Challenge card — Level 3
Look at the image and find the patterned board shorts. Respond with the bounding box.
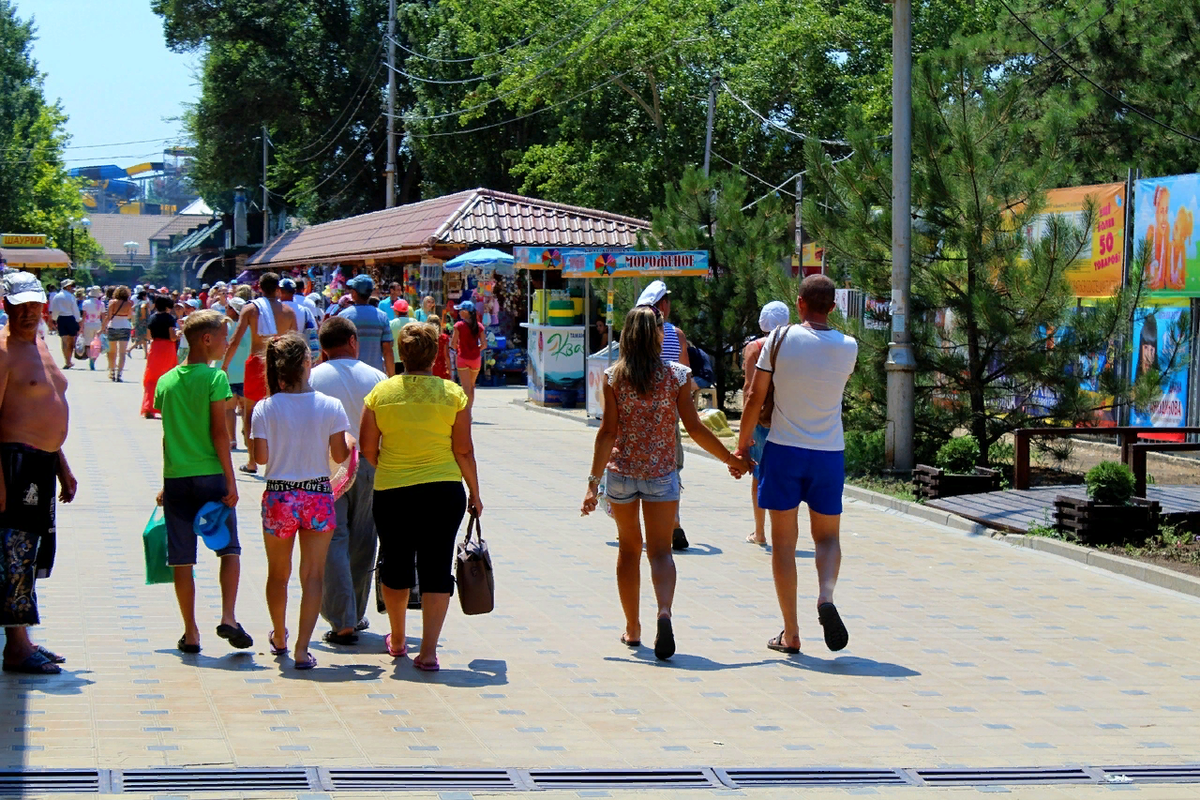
[262,482,336,539]
[0,528,40,627]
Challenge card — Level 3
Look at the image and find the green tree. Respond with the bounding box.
[804,50,1148,465]
[639,167,790,409]
[0,1,97,264]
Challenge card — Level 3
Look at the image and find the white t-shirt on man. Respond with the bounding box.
[757,324,857,451]
[309,358,387,436]
[250,391,350,481]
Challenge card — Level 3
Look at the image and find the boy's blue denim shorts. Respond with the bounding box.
[605,470,680,504]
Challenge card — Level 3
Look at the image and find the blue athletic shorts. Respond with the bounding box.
[756,441,845,515]
[605,471,680,504]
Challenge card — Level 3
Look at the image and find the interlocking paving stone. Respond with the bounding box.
[6,374,1200,773]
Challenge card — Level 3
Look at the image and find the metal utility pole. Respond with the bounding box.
[795,173,803,274]
[262,125,269,244]
[702,74,719,177]
[385,0,397,207]
[885,0,915,472]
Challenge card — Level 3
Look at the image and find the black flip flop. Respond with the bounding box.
[620,633,641,648]
[322,629,359,646]
[818,602,849,652]
[767,630,800,654]
[216,623,254,649]
[654,617,675,661]
[2,651,61,674]
[177,636,201,655]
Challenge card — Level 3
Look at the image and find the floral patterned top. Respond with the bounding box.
[605,361,692,479]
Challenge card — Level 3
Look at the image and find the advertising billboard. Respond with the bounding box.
[1132,173,1200,298]
[1020,182,1126,298]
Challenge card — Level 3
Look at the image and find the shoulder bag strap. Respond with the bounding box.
[768,324,790,373]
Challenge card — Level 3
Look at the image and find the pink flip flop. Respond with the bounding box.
[385,633,407,658]
[412,657,440,672]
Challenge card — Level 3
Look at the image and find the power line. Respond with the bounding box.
[998,0,1200,144]
[712,153,797,198]
[290,63,386,163]
[386,0,627,86]
[302,115,385,194]
[406,39,687,138]
[720,82,853,146]
[397,0,649,123]
[290,38,387,154]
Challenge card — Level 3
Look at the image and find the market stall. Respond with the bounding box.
[515,247,710,411]
[0,233,72,273]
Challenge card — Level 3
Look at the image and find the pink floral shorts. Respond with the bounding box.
[261,486,336,539]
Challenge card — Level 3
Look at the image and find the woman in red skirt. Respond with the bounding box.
[141,295,179,418]
[429,315,451,379]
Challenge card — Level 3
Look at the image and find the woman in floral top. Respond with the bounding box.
[582,306,750,660]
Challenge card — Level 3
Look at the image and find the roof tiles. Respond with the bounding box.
[248,189,648,268]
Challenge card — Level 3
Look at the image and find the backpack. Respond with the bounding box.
[686,345,715,389]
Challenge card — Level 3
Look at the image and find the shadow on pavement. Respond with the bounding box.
[604,541,725,556]
[277,662,385,682]
[155,649,272,672]
[388,657,508,687]
[603,653,773,670]
[784,653,920,678]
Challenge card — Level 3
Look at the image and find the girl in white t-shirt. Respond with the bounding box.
[250,332,352,670]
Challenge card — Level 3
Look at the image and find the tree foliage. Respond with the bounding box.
[805,50,1149,463]
[0,1,100,266]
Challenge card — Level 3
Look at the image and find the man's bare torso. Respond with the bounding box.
[0,329,69,452]
[248,297,298,355]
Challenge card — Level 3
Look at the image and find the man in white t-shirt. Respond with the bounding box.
[309,315,386,644]
[280,277,319,358]
[736,274,858,655]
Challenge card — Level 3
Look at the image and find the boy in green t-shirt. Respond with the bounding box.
[154,310,253,654]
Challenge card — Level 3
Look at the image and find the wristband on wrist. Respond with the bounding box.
[587,474,602,485]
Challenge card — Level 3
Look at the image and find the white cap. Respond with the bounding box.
[1,271,47,305]
[759,301,790,332]
[635,279,669,307]
[228,297,247,312]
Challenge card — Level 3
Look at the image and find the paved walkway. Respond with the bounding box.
[7,353,1200,787]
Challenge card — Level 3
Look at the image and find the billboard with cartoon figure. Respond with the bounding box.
[1129,304,1191,427]
[1133,174,1200,298]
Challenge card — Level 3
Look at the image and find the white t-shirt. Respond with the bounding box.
[757,324,858,451]
[309,358,386,436]
[250,391,350,481]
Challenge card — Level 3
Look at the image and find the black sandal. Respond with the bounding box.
[620,633,641,648]
[818,602,849,652]
[177,636,200,655]
[653,617,675,661]
[767,630,800,654]
[216,623,253,649]
[2,652,61,674]
[322,630,359,646]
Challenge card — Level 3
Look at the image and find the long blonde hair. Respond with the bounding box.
[609,306,663,396]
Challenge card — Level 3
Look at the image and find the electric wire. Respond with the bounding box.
[303,115,385,194]
[720,82,853,146]
[291,63,386,163]
[997,0,1200,144]
[397,0,650,123]
[290,37,387,154]
[385,0,627,85]
[405,39,686,138]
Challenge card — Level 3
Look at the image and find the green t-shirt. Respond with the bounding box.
[389,315,412,362]
[155,364,233,479]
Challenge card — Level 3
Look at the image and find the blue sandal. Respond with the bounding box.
[294,652,317,670]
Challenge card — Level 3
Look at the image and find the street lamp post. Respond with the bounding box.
[69,217,91,277]
[124,241,139,281]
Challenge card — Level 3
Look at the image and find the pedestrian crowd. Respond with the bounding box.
[0,266,855,675]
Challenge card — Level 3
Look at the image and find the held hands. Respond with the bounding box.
[726,450,753,479]
[581,486,599,516]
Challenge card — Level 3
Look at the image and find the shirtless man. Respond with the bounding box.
[221,272,297,473]
[0,272,78,675]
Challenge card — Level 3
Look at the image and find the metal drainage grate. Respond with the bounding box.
[527,768,719,790]
[0,769,101,794]
[326,767,520,791]
[1101,765,1200,784]
[116,768,312,793]
[718,768,908,788]
[915,766,1093,786]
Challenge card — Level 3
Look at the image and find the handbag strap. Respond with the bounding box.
[464,512,482,544]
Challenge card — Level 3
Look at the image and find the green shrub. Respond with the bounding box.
[935,436,980,473]
[1085,461,1135,505]
[988,441,1014,466]
[844,429,886,476]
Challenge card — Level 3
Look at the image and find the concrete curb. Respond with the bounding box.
[1002,534,1200,600]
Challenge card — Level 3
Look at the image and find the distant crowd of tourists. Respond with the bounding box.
[0,267,854,674]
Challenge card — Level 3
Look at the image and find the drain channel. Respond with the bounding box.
[718,767,909,787]
[915,766,1094,786]
[115,768,311,793]
[526,768,720,790]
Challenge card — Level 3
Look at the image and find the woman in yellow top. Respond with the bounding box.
[360,323,483,672]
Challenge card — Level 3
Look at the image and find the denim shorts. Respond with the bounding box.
[748,424,769,481]
[605,470,681,504]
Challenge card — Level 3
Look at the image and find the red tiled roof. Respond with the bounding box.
[247,189,648,269]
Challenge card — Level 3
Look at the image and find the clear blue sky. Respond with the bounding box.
[26,0,199,167]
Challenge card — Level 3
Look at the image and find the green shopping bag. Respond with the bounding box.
[143,507,174,585]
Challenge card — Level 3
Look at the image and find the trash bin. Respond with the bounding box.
[586,341,619,419]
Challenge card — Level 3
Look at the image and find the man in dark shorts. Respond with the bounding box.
[0,271,78,674]
[48,279,81,369]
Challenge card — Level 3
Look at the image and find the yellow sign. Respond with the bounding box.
[1,234,46,248]
[1020,183,1126,297]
